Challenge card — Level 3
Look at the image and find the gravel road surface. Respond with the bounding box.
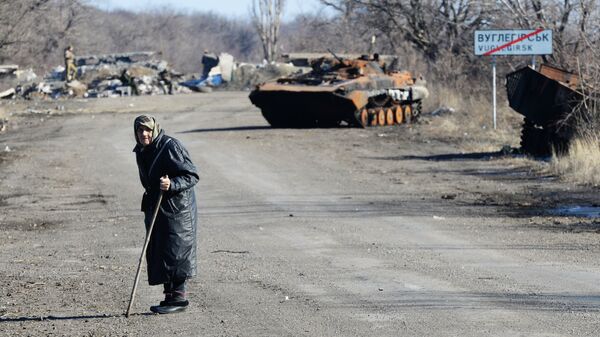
[1,92,599,336]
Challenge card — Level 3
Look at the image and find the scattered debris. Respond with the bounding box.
[0,65,18,76]
[24,281,45,288]
[66,80,88,97]
[0,88,15,99]
[500,145,518,155]
[15,68,37,82]
[210,250,250,254]
[431,106,455,116]
[1,51,304,101]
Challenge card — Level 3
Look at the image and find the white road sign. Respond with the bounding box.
[474,29,553,56]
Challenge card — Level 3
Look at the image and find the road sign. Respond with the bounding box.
[474,29,553,56]
[474,29,553,130]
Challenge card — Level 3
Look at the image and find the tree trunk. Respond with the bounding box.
[251,0,284,63]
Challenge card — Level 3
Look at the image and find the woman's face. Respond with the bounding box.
[136,125,153,146]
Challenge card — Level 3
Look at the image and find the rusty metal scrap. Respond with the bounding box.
[506,64,585,156]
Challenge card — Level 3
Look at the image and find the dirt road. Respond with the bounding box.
[1,92,600,336]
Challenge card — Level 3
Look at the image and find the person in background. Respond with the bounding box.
[120,69,140,96]
[64,45,77,83]
[159,68,174,95]
[201,50,219,78]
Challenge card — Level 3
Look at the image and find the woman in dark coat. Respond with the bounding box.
[133,115,199,314]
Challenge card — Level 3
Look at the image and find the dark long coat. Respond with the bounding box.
[133,130,199,285]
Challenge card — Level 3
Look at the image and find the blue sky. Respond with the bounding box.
[86,0,327,21]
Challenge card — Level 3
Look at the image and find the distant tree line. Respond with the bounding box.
[0,0,258,73]
[318,1,599,80]
[0,0,598,92]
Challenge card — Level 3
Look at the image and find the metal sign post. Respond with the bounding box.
[492,56,497,129]
[474,29,553,130]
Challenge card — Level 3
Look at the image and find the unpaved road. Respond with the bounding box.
[1,92,600,336]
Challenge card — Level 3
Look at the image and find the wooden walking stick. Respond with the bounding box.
[126,190,164,317]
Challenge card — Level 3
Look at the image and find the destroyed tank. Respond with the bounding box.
[249,54,429,128]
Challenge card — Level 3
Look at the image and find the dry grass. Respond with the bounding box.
[551,135,600,186]
[548,59,600,186]
[423,83,523,152]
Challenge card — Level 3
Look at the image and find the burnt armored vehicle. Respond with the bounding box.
[249,54,429,128]
[506,64,584,156]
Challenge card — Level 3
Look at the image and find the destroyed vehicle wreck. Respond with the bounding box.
[249,53,429,128]
[506,64,590,156]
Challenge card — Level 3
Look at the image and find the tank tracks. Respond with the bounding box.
[355,102,422,128]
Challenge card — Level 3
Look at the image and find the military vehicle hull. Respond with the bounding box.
[506,64,583,156]
[249,57,428,128]
[250,88,356,128]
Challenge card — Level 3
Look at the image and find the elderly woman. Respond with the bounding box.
[133,115,199,314]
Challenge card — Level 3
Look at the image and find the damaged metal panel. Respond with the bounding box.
[76,51,159,67]
[506,64,584,155]
[0,88,15,99]
[0,65,19,76]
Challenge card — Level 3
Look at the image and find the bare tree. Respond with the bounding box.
[282,10,375,55]
[498,0,599,67]
[251,0,285,62]
[0,1,52,64]
[320,0,495,61]
[0,0,92,70]
[39,0,89,66]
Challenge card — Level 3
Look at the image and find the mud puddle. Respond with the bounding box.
[550,206,600,218]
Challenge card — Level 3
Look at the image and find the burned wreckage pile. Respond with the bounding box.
[0,51,192,99]
[75,51,187,97]
[0,51,302,101]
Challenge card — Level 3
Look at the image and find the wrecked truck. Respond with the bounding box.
[249,54,428,128]
[506,64,584,156]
